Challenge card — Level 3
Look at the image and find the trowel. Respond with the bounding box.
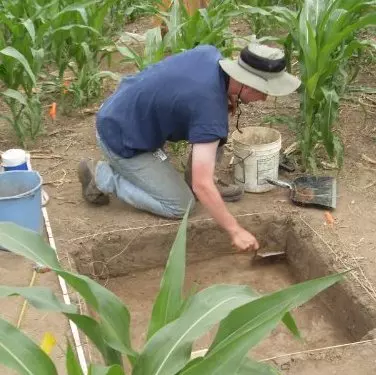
[252,248,286,262]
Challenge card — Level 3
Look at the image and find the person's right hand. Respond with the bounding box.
[230,227,259,252]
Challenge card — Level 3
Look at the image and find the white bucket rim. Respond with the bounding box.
[232,126,281,148]
[0,171,43,201]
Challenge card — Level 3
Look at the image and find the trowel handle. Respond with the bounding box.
[265,178,293,190]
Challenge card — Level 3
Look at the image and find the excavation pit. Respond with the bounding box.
[72,213,376,362]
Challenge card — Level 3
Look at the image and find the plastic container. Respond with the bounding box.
[1,149,28,171]
[0,171,43,233]
[232,127,281,193]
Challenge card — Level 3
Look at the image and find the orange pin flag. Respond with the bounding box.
[63,81,70,94]
[324,211,335,226]
[49,102,57,120]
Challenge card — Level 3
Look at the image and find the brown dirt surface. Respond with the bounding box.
[107,254,349,356]
[1,16,376,375]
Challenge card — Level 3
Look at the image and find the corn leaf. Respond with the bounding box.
[116,44,143,70]
[320,8,347,48]
[281,311,300,339]
[0,222,137,362]
[22,19,36,43]
[116,45,139,59]
[144,27,164,66]
[92,71,120,81]
[147,203,190,340]
[31,47,45,70]
[133,285,259,375]
[238,6,272,17]
[320,87,339,158]
[66,341,84,375]
[0,47,36,86]
[60,270,137,359]
[306,72,320,98]
[53,3,94,24]
[319,13,376,70]
[0,317,57,375]
[80,41,93,65]
[235,357,279,375]
[1,89,27,106]
[301,0,326,32]
[0,286,76,313]
[180,273,345,375]
[269,6,298,26]
[88,364,125,375]
[0,223,61,267]
[90,0,118,32]
[50,25,101,37]
[66,314,123,366]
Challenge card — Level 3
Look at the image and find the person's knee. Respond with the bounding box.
[164,195,196,219]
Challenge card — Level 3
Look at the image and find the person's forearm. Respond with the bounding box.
[193,181,241,236]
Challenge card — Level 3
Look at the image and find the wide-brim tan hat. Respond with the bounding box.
[219,43,301,97]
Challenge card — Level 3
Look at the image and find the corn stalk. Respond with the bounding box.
[241,0,376,170]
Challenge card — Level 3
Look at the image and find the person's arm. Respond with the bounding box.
[191,141,259,252]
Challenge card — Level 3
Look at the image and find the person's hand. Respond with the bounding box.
[230,227,259,252]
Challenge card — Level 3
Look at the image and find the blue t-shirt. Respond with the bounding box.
[96,45,229,158]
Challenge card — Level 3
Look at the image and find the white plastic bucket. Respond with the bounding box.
[232,127,281,193]
[1,149,28,171]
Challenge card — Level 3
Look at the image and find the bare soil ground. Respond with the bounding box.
[108,255,349,355]
[1,16,376,375]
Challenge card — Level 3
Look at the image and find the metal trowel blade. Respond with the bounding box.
[253,250,286,260]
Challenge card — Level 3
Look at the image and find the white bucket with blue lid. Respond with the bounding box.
[1,149,28,171]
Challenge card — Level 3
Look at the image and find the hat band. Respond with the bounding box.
[238,57,285,81]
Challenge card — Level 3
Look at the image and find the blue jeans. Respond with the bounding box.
[95,134,195,219]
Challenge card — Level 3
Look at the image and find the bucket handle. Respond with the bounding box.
[233,150,255,184]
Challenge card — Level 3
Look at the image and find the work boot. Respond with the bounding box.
[77,159,110,205]
[184,152,244,202]
[214,177,244,202]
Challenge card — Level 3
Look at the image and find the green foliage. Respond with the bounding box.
[117,0,237,70]
[0,5,44,145]
[147,203,190,339]
[0,207,345,374]
[241,0,376,170]
[0,0,122,144]
[66,341,84,375]
[238,0,301,37]
[0,317,58,375]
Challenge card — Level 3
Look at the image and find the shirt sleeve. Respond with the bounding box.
[188,122,228,145]
[187,93,229,145]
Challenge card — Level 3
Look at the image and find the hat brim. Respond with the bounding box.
[219,59,301,97]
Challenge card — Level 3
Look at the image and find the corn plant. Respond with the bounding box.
[0,0,122,142]
[117,26,165,71]
[0,1,45,144]
[37,0,120,109]
[162,0,237,55]
[108,0,153,33]
[0,208,345,374]
[117,0,237,71]
[241,0,376,170]
[238,0,302,37]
